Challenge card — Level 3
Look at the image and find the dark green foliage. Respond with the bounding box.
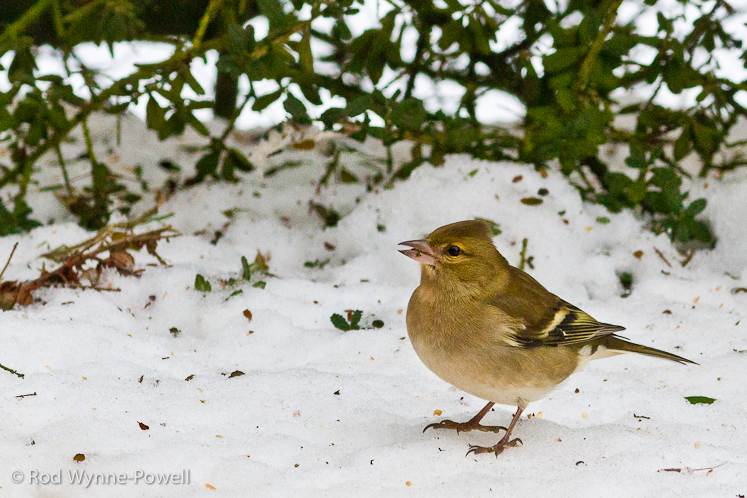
[194,274,212,292]
[0,199,41,235]
[304,259,329,269]
[310,202,340,228]
[226,289,243,301]
[239,253,272,288]
[595,145,714,244]
[330,310,362,331]
[617,271,633,298]
[1,0,743,247]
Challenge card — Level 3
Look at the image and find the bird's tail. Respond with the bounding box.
[601,335,698,365]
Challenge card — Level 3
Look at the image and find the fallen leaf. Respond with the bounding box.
[292,139,316,150]
[520,197,543,205]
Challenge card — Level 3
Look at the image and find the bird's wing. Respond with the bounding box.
[490,267,625,348]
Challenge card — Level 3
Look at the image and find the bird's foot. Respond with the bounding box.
[466,437,522,457]
[423,419,507,435]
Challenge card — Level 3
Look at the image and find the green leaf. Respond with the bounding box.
[0,199,42,236]
[618,271,633,298]
[188,113,210,136]
[226,290,244,301]
[543,47,585,73]
[596,216,610,224]
[346,95,373,117]
[195,274,212,292]
[330,313,351,331]
[685,396,716,405]
[258,0,287,27]
[320,107,346,128]
[685,198,707,216]
[253,281,266,289]
[673,126,691,161]
[241,256,253,280]
[252,89,284,112]
[439,20,464,50]
[221,152,239,182]
[180,68,205,95]
[690,220,713,244]
[390,98,426,131]
[297,27,314,73]
[340,167,359,183]
[8,44,37,84]
[195,150,220,178]
[299,83,322,105]
[227,23,246,52]
[145,96,166,132]
[349,310,362,328]
[225,149,254,173]
[284,94,308,121]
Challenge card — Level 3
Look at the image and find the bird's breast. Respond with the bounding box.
[406,285,579,405]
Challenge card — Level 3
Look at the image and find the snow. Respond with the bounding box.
[1,110,747,497]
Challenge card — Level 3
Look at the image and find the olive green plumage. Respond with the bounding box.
[400,220,695,456]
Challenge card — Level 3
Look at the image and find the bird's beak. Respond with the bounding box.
[398,239,438,266]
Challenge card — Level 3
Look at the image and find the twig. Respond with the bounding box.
[518,238,529,271]
[680,249,695,268]
[1,362,25,379]
[0,0,54,49]
[658,462,725,474]
[653,247,672,268]
[0,223,177,310]
[0,242,19,282]
[219,90,253,142]
[54,143,73,195]
[81,117,110,222]
[575,0,624,92]
[192,0,226,51]
[63,285,122,292]
[15,392,37,399]
[404,24,429,100]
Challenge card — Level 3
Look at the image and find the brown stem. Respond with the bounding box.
[0,242,19,282]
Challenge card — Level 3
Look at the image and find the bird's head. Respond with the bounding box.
[399,220,508,290]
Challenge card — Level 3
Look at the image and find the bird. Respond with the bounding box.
[399,219,695,457]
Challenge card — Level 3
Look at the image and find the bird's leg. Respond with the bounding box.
[466,403,525,457]
[423,402,507,435]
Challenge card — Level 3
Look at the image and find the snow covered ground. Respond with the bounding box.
[1,110,747,497]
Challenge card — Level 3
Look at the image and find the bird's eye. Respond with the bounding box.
[447,245,462,257]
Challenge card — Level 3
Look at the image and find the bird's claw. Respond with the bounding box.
[465,438,522,457]
[423,419,507,435]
